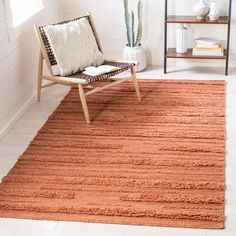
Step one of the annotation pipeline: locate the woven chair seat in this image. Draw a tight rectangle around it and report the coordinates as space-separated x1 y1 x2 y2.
67 61 135 82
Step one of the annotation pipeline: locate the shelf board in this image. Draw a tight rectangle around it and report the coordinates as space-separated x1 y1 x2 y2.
166 15 229 24
166 48 227 60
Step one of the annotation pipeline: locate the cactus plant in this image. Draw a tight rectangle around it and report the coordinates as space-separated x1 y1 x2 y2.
123 0 143 47
134 0 142 47
123 0 131 47
131 10 135 46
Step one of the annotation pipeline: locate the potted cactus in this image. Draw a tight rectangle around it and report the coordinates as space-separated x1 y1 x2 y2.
123 0 147 72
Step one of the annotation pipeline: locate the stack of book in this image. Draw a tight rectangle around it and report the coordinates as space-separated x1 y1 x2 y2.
192 38 224 56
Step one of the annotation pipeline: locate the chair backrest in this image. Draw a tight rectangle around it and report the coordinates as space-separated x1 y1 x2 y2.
34 12 102 75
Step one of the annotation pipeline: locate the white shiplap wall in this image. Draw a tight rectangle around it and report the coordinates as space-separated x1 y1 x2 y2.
0 0 60 138
59 0 236 67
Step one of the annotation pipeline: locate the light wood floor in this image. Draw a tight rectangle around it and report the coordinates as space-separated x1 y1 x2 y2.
0 66 236 236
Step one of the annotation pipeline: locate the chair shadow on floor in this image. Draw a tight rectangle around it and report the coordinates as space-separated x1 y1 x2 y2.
90 100 112 121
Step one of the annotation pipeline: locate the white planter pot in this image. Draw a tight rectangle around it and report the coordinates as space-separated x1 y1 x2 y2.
123 46 147 72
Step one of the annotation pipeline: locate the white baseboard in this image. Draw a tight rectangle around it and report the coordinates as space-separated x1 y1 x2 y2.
0 94 36 140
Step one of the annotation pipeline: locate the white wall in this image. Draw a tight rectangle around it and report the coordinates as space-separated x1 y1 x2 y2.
59 0 236 67
0 0 60 138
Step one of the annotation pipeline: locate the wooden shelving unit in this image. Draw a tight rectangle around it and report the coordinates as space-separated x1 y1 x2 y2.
166 48 227 60
166 15 229 24
164 0 232 75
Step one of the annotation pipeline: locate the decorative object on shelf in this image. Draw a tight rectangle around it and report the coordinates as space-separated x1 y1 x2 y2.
123 0 147 72
193 37 223 56
176 24 188 54
193 0 210 20
209 0 220 21
195 37 220 46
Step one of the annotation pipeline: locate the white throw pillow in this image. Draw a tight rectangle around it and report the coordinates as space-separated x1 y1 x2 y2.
44 18 104 76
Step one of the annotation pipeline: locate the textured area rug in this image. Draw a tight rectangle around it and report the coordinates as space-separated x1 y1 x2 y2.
0 80 226 229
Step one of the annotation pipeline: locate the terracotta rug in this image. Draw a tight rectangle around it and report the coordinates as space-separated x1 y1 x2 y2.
0 80 226 229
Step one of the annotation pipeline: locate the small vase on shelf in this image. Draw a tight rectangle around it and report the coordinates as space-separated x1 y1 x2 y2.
193 0 210 20
176 24 188 54
209 1 220 21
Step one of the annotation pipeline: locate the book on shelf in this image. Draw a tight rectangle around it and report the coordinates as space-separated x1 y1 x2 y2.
83 65 121 76
195 37 221 46
192 37 224 56
193 45 224 56
195 44 221 49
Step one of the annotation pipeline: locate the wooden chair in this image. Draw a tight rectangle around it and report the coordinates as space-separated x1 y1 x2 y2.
34 12 141 124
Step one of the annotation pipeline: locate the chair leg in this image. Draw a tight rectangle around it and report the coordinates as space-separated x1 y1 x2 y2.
37 77 43 102
37 51 43 102
131 67 141 102
78 84 91 124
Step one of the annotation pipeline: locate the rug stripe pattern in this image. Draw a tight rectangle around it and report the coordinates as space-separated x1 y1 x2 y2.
0 80 225 229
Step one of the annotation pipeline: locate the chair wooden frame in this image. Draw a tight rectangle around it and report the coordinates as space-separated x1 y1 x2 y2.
34 12 141 124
